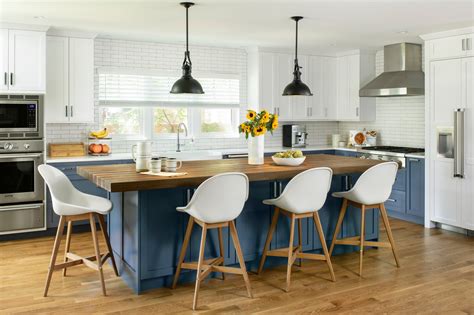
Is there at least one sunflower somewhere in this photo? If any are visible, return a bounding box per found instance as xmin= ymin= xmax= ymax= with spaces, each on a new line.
xmin=246 ymin=110 xmax=257 ymax=120
xmin=272 ymin=120 xmax=279 ymax=130
xmin=253 ymin=125 xmax=267 ymax=136
xmin=261 ymin=112 xmax=270 ymax=123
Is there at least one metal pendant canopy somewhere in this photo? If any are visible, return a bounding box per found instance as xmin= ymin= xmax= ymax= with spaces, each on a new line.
xmin=170 ymin=2 xmax=204 ymax=94
xmin=282 ymin=16 xmax=313 ymax=96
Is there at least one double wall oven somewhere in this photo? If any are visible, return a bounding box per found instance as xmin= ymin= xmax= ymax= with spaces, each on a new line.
xmin=0 ymin=95 xmax=45 ymax=235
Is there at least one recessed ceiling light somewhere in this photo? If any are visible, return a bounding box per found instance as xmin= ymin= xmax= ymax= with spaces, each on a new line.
xmin=397 ymin=30 xmax=408 ymax=34
xmin=34 ymin=16 xmax=46 ymax=19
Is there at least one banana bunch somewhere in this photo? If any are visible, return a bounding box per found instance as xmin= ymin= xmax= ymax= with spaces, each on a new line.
xmin=89 ymin=128 xmax=109 ymax=139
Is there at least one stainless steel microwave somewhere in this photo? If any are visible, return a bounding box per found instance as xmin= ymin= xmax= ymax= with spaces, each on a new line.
xmin=0 ymin=95 xmax=43 ymax=139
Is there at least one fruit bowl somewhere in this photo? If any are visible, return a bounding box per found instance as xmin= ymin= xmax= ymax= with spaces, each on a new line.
xmin=271 ymin=156 xmax=306 ymax=166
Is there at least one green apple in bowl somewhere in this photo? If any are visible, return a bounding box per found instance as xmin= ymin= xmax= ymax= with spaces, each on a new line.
xmin=272 ymin=150 xmax=306 ymax=166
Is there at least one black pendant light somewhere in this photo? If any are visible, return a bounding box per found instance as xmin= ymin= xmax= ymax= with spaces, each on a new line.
xmin=282 ymin=16 xmax=312 ymax=96
xmin=170 ymin=2 xmax=204 ymax=94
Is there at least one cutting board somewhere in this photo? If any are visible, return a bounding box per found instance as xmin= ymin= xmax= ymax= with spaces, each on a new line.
xmin=49 ymin=143 xmax=86 ymax=157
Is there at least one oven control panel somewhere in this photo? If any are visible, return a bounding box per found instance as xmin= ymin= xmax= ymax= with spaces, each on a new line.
xmin=0 ymin=140 xmax=44 ymax=153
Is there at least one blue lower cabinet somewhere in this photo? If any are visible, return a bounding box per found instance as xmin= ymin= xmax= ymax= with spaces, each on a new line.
xmin=385 ymin=190 xmax=406 ymax=214
xmin=407 ymin=158 xmax=425 ymax=218
xmin=393 ymin=168 xmax=407 ymax=191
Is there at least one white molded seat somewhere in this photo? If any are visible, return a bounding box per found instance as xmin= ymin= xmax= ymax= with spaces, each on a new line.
xmin=329 ymin=161 xmax=401 ymax=277
xmin=38 ymin=164 xmax=118 ymax=297
xmin=177 ymin=172 xmax=249 ymax=223
xmin=38 ymin=164 xmax=112 ymax=216
xmin=263 ymin=167 xmax=333 ymax=213
xmin=332 ymin=162 xmax=398 ymax=205
xmin=258 ymin=167 xmax=336 ymax=292
xmin=173 ymin=172 xmax=252 ymax=310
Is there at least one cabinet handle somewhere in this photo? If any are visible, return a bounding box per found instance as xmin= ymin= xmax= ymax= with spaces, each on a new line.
xmin=10 ymin=73 xmax=14 ymax=85
xmin=408 ymin=158 xmax=420 ymax=162
xmin=3 ymin=72 xmax=7 ymax=86
xmin=310 ymin=107 xmax=312 ymax=116
xmin=70 ymin=106 xmax=73 ymax=117
xmin=387 ymin=198 xmax=396 ymax=203
xmin=324 ymin=108 xmax=328 ymax=117
xmin=59 ymin=167 xmax=76 ymax=171
xmin=65 ymin=106 xmax=68 ymax=117
xmin=468 ymin=38 xmax=472 ymax=51
xmin=356 ymin=107 xmax=359 ymax=117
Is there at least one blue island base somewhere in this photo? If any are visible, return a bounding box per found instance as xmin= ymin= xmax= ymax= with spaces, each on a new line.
xmin=107 ymin=176 xmax=379 ymax=294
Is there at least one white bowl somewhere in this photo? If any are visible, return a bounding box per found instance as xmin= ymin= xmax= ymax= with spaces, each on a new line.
xmin=271 ymin=156 xmax=306 ymax=166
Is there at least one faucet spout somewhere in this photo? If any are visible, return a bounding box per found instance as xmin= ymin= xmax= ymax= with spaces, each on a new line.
xmin=176 ymin=123 xmax=188 ymax=152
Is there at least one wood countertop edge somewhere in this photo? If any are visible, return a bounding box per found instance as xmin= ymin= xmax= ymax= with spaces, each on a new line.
xmin=77 ymin=154 xmax=384 ymax=193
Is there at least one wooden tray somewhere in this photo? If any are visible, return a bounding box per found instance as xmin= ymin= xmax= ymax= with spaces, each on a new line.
xmin=49 ymin=143 xmax=85 ymax=157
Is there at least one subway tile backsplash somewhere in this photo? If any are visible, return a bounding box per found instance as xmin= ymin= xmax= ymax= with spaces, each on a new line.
xmin=46 ymin=40 xmax=425 ymax=153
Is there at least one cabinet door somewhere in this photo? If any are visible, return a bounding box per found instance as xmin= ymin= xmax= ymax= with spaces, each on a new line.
xmin=321 ymin=57 xmax=337 ymax=119
xmin=275 ymin=54 xmax=292 ymax=120
xmin=8 ymin=30 xmax=45 ymax=92
xmin=407 ymin=158 xmax=425 ymax=217
xmin=429 ymin=35 xmax=467 ymax=60
xmin=45 ymin=36 xmax=69 ymax=123
xmin=68 ymin=38 xmax=94 ymax=123
xmin=336 ymin=56 xmax=349 ymax=119
xmin=259 ymin=53 xmax=275 ymax=113
xmin=431 ymin=59 xmax=463 ymax=125
xmin=0 ymin=29 xmax=8 ymax=91
xmin=307 ymin=56 xmax=323 ymax=119
xmin=290 ymin=55 xmax=310 ymax=120
xmin=347 ymin=54 xmax=360 ymax=119
xmin=433 ymin=160 xmax=461 ymax=226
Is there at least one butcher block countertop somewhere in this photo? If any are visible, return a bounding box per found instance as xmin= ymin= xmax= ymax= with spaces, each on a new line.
xmin=77 ymin=154 xmax=382 ymax=192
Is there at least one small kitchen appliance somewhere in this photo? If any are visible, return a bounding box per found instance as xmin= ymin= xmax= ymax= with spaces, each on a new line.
xmin=283 ymin=125 xmax=308 ymax=148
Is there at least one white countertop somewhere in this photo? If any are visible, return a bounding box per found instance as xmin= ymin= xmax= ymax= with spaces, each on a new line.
xmin=46 ymin=145 xmax=423 ymax=164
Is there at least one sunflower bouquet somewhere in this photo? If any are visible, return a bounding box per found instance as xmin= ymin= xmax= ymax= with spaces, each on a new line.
xmin=239 ymin=110 xmax=278 ymax=139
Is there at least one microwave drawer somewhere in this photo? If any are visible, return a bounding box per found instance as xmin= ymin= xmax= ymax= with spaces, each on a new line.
xmin=0 ymin=203 xmax=45 ymax=234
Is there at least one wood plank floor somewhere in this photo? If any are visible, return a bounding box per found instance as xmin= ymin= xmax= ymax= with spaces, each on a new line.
xmin=1 ymin=218 xmax=473 ymax=314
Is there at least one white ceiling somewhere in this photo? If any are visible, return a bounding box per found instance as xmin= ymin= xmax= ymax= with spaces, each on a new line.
xmin=1 ymin=0 xmax=473 ymax=53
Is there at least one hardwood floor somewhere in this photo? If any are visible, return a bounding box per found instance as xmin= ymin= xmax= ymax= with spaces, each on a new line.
xmin=0 ymin=218 xmax=473 ymax=314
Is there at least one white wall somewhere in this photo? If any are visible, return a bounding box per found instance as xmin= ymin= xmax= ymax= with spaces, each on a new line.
xmin=45 ymin=41 xmax=424 ymax=153
xmin=337 ymin=50 xmax=425 ymax=147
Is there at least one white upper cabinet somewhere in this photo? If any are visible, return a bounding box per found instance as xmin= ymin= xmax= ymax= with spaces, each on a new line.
xmin=0 ymin=29 xmax=46 ymax=93
xmin=336 ymin=52 xmax=376 ymax=121
xmin=45 ymin=36 xmax=94 ymax=123
xmin=249 ymin=49 xmax=375 ymax=122
xmin=0 ymin=30 xmax=8 ymax=91
xmin=428 ymin=34 xmax=473 ymax=60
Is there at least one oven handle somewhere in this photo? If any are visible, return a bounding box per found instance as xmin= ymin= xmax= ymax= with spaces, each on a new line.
xmin=0 ymin=153 xmax=43 ymax=160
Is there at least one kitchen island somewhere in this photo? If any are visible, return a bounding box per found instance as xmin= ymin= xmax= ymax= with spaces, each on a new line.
xmin=77 ymin=154 xmax=382 ymax=293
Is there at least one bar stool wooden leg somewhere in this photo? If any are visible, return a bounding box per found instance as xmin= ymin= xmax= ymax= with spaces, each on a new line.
xmin=359 ymin=205 xmax=366 ymax=277
xmin=313 ymin=212 xmax=336 ymax=282
xmin=62 ymin=220 xmax=72 ymax=277
xmin=229 ymin=220 xmax=252 ymax=298
xmin=193 ymin=224 xmax=207 ymax=310
xmin=257 ymin=207 xmax=280 ymax=274
xmin=286 ymin=214 xmax=296 ymax=292
xmin=329 ymin=199 xmax=348 ymax=256
xmin=172 ymin=216 xmax=194 ymax=289
xmin=90 ymin=213 xmax=106 ymax=296
xmin=97 ymin=214 xmax=119 ymax=277
xmin=43 ymin=215 xmax=65 ymax=297
xmin=218 ymin=227 xmax=225 ymax=280
xmin=379 ymin=203 xmax=401 ymax=267
xmin=297 ymin=218 xmax=303 ymax=267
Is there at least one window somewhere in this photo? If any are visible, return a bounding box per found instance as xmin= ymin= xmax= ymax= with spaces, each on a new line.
xmin=100 ymin=107 xmax=143 ymax=138
xmin=98 ymin=68 xmax=240 ymax=139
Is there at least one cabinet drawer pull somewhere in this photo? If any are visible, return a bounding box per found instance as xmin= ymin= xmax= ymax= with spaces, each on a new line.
xmin=4 ymin=72 xmax=7 ymax=86
xmin=408 ymin=158 xmax=420 ymax=162
xmin=10 ymin=73 xmax=14 ymax=85
xmin=59 ymin=167 xmax=76 ymax=171
xmin=70 ymin=105 xmax=73 ymax=117
xmin=65 ymin=105 xmax=68 ymax=117
xmin=387 ymin=198 xmax=396 ymax=202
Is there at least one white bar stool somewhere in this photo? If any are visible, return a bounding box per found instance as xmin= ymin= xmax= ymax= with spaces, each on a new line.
xmin=172 ymin=172 xmax=252 ymax=310
xmin=329 ymin=161 xmax=401 ymax=276
xmin=257 ymin=167 xmax=336 ymax=292
xmin=38 ymin=164 xmax=118 ymax=297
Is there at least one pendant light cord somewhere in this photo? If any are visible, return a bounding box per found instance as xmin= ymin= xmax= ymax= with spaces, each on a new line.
xmin=183 ymin=4 xmax=192 ymax=67
xmin=186 ymin=5 xmax=189 ymax=53
xmin=295 ymin=19 xmax=298 ymax=62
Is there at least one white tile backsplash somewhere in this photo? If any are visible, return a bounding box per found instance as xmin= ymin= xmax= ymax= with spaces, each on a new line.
xmin=46 ymin=42 xmax=425 ymax=153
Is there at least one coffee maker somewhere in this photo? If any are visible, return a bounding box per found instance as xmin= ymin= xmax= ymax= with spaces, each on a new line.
xmin=283 ymin=125 xmax=308 ymax=148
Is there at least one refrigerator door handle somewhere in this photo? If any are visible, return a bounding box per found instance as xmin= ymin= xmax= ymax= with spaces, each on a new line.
xmin=454 ymin=108 xmax=465 ymax=178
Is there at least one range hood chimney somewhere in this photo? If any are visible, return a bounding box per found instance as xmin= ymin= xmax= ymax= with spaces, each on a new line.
xmin=359 ymin=43 xmax=424 ymax=97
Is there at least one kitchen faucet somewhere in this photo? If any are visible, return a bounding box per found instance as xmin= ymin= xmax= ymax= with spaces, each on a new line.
xmin=176 ymin=123 xmax=188 ymax=152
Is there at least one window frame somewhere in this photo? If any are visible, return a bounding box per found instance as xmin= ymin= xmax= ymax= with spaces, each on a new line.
xmin=99 ymin=106 xmax=148 ymax=140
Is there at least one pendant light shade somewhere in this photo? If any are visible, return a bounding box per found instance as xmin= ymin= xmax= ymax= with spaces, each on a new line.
xmin=282 ymin=16 xmax=312 ymax=96
xmin=170 ymin=2 xmax=204 ymax=94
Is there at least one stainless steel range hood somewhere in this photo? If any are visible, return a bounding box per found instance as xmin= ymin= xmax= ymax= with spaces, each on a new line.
xmin=359 ymin=43 xmax=424 ymax=97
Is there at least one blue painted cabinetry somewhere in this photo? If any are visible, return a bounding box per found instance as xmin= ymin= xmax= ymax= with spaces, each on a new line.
xmin=406 ymin=158 xmax=425 ymax=219
xmin=47 ymin=159 xmax=133 ymax=228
